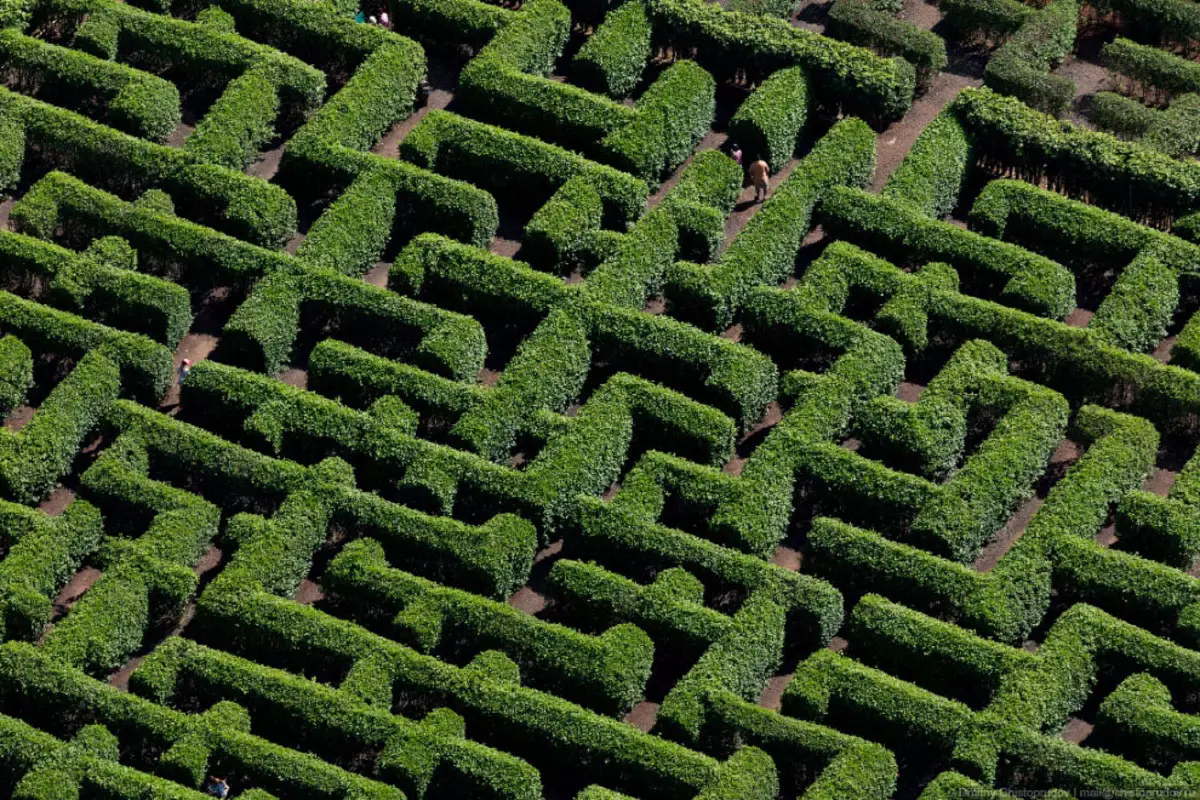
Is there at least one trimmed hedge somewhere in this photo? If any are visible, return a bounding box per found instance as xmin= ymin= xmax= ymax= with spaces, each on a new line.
xmin=458 ymin=0 xmax=633 ymax=154
xmin=727 ymin=67 xmax=809 ymax=172
xmin=0 ymin=29 xmax=180 ymax=142
xmin=820 ymin=186 xmax=1075 ymax=320
xmin=1094 ymin=673 xmax=1200 ymax=770
xmin=847 ymin=594 xmax=1036 ymax=705
xmin=1102 ymin=37 xmax=1200 ymax=99
xmin=937 ymin=0 xmax=1032 ymax=38
xmin=910 ymin=363 xmax=1069 ymax=563
xmin=11 ymin=170 xmax=291 ymax=284
xmin=0 ymin=642 xmax=426 ymax=800
xmin=278 ymin=18 xmax=499 ymax=248
xmin=0 ymin=88 xmax=298 ymax=248
xmin=643 ymin=0 xmax=915 ymax=126
xmin=0 ymin=500 xmax=102 ymax=641
xmin=326 ymin=537 xmax=654 ymax=715
xmin=400 ymin=110 xmax=648 ymax=226
xmin=826 ymin=0 xmax=947 ymax=89
xmin=705 ymin=691 xmax=897 ymax=800
xmin=572 ymin=0 xmax=651 ymax=98
xmin=658 ymin=588 xmax=788 ymax=743
xmin=1091 ymin=90 xmax=1156 ymax=139
xmin=1090 ymin=246 xmax=1179 ymax=353
xmin=0 ymin=224 xmax=192 ymax=348
xmin=546 ymin=559 xmax=732 ymax=651
xmin=670 ymin=117 xmax=877 ymax=328
xmin=983 ymin=0 xmax=1078 ymax=117
xmin=0 ymin=291 xmax=172 ymax=402
xmin=0 ymin=350 xmax=119 ymax=504
xmin=225 ymin=260 xmax=487 ymax=378
xmin=1143 ymin=93 xmax=1200 ymax=159
xmin=952 ymin=87 xmax=1200 ymax=224
xmin=0 ymin=334 xmax=31 ymax=414
xmin=881 ymin=109 xmax=970 ymax=219
xmin=856 ymin=338 xmax=1004 ymax=479
xmin=183 ymin=61 xmax=279 ymax=170
xmin=1090 ymin=0 xmax=1200 ymax=49
xmin=782 ymin=648 xmax=974 ymax=753
xmin=295 ymin=168 xmax=397 ymax=277
xmin=451 ymin=309 xmax=589 ymax=462
xmin=602 ymin=60 xmax=716 ymax=184
xmin=584 ymin=150 xmax=741 ymax=307
xmin=186 ymin=579 xmax=734 ymax=798
xmin=727 ymin=0 xmax=800 ymax=17
xmin=523 ymin=176 xmax=604 ymax=271
xmin=968 ymin=178 xmax=1194 ymax=354
xmin=68 ymin=0 xmax=324 ymax=114
xmin=1116 ymin=492 xmax=1200 ymax=570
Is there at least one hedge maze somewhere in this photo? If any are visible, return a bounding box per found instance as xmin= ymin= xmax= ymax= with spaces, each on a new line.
xmin=1 ymin=0 xmax=1200 ymax=796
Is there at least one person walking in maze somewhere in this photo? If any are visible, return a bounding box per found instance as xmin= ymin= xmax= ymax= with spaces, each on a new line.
xmin=177 ymin=358 xmax=192 ymax=386
xmin=205 ymin=776 xmax=230 ymax=798
xmin=730 ymin=143 xmax=743 ymax=167
xmin=749 ymin=159 xmax=770 ymax=203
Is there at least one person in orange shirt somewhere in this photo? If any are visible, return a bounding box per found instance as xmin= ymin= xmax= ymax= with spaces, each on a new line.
xmin=748 ymin=159 xmax=770 ymax=203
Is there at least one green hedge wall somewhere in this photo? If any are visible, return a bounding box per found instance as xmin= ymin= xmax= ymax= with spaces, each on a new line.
xmin=572 ymin=0 xmax=651 ymax=98
xmin=983 ymin=0 xmax=1078 ymax=117
xmin=826 ymin=0 xmax=947 ymax=88
xmin=644 ymin=0 xmax=915 ymax=126
xmin=727 ymin=67 xmax=809 ymax=172
xmin=0 ymin=29 xmax=180 ymax=142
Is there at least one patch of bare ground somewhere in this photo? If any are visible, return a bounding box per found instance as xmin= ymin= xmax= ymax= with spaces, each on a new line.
xmin=901 ymin=0 xmax=941 ymax=30
xmin=50 ymin=566 xmax=102 ymax=619
xmin=38 ymin=486 xmax=76 ymax=516
xmin=371 ymin=59 xmax=459 ymax=158
xmin=371 ymin=87 xmax=455 ymax=158
xmin=723 ymin=401 xmax=784 ymax=475
xmin=1143 ymin=467 xmax=1178 ymax=496
xmin=363 ymin=261 xmax=390 ymax=288
xmin=1152 ymin=335 xmax=1176 ymax=363
xmin=896 ymin=381 xmax=926 ymax=403
xmin=0 ymin=196 xmax=15 ymax=230
xmin=1064 ymin=308 xmax=1095 ymax=327
xmin=1054 ymin=55 xmax=1110 ymax=129
xmin=248 ymin=144 xmax=286 ymax=181
xmin=1094 ymin=523 xmax=1118 ymax=547
xmin=507 ymin=541 xmax=562 ymax=616
xmin=770 ymin=545 xmax=802 ymax=570
xmin=164 ymin=121 xmax=195 ymax=148
xmin=758 ymin=674 xmax=794 ymax=710
xmin=973 ymin=438 xmax=1084 ymax=570
xmin=3 ymin=404 xmax=34 ymax=432
xmin=508 ymin=587 xmax=547 ymax=614
xmin=973 ymin=496 xmax=1043 ymax=572
xmin=161 ymin=333 xmax=219 ymax=409
xmin=1062 ymin=717 xmax=1094 ymax=745
xmin=489 ymin=237 xmax=522 ymax=258
xmin=284 ymin=231 xmax=305 ymax=255
xmin=295 ymin=578 xmax=325 ymax=605
xmin=277 ymin=368 xmax=309 ymax=390
xmin=647 ymin=130 xmax=729 ymax=208
xmin=107 ymin=657 xmax=144 ymax=691
xmin=624 ymin=701 xmax=660 ymax=731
